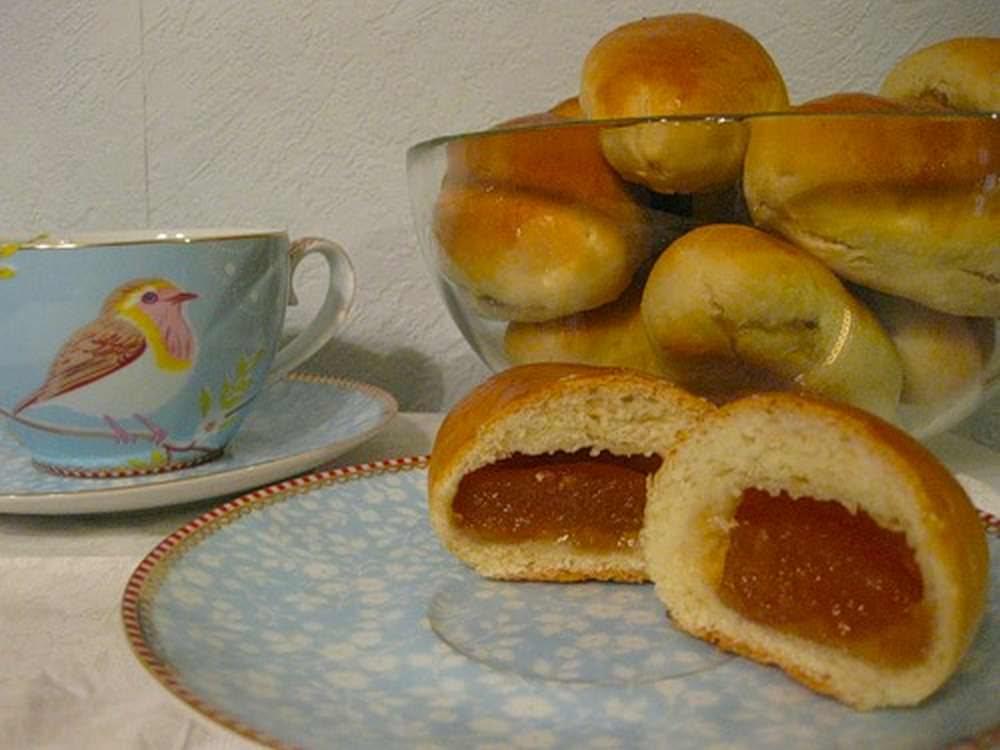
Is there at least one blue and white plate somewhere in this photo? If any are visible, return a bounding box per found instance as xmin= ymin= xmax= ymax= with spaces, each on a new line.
xmin=0 ymin=373 xmax=396 ymax=514
xmin=123 ymin=459 xmax=1000 ymax=750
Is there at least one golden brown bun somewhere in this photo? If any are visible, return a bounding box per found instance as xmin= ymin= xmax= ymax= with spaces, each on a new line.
xmin=433 ymin=99 xmax=664 ymax=322
xmin=880 ymin=37 xmax=1000 ymax=112
xmin=549 ymin=95 xmax=584 ymax=119
xmin=503 ymin=278 xmax=667 ymax=377
xmin=857 ymin=288 xmax=994 ymax=406
xmin=743 ymin=93 xmax=1000 ymax=316
xmin=640 ymin=224 xmax=904 ymax=420
xmin=642 ymin=392 xmax=989 ymax=710
xmin=580 ymin=14 xmax=789 ymax=193
xmin=788 ymin=91 xmax=946 ymax=114
xmin=427 ymin=363 xmax=714 ymax=581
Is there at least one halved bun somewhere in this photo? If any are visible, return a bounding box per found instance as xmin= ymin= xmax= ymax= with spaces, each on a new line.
xmin=642 ymin=392 xmax=989 ymax=709
xmin=428 ymin=363 xmax=713 ymax=581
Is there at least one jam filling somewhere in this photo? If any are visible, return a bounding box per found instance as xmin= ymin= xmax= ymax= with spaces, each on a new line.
xmin=452 ymin=449 xmax=662 ymax=551
xmin=719 ymin=488 xmax=930 ymax=667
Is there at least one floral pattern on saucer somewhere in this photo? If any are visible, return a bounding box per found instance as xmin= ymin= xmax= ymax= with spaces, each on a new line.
xmin=0 ymin=373 xmax=396 ymax=514
xmin=124 ymin=460 xmax=1000 ymax=750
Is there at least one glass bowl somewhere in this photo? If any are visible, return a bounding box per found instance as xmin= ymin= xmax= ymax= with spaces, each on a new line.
xmin=406 ymin=110 xmax=999 ymax=440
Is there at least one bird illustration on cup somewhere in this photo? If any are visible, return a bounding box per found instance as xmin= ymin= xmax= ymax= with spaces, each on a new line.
xmin=14 ymin=277 xmax=199 ymax=445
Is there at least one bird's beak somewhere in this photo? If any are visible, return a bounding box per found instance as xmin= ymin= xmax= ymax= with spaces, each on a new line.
xmin=168 ymin=291 xmax=198 ymax=304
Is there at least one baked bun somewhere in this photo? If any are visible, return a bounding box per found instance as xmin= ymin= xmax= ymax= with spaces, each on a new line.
xmin=433 ymin=99 xmax=665 ymax=322
xmin=580 ymin=14 xmax=789 ymax=194
xmin=642 ymin=392 xmax=989 ymax=710
xmin=857 ymin=288 xmax=994 ymax=407
xmin=427 ymin=363 xmax=713 ymax=582
xmin=504 ymin=278 xmax=667 ymax=377
xmin=880 ymin=37 xmax=1000 ymax=112
xmin=640 ymin=224 xmax=904 ymax=420
xmin=782 ymin=91 xmax=945 ymax=114
xmin=743 ymin=93 xmax=1000 ymax=316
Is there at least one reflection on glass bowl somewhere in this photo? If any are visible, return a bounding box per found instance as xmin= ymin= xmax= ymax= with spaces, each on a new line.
xmin=407 ymin=107 xmax=999 ymax=440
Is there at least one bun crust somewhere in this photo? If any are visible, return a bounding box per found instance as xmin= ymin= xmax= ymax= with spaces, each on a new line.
xmin=858 ymin=288 xmax=994 ymax=407
xmin=433 ymin=100 xmax=662 ymax=322
xmin=580 ymin=13 xmax=788 ymax=193
xmin=428 ymin=363 xmax=713 ymax=581
xmin=642 ymin=392 xmax=989 ymax=709
xmin=743 ymin=94 xmax=1000 ymax=316
xmin=640 ymin=224 xmax=904 ymax=420
xmin=503 ymin=279 xmax=667 ymax=377
xmin=880 ymin=37 xmax=1000 ymax=112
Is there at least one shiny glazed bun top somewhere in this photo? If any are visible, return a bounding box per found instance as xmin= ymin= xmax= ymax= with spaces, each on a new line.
xmin=580 ymin=13 xmax=789 ymax=194
xmin=433 ymin=98 xmax=667 ymax=323
xmin=580 ymin=14 xmax=788 ymax=119
xmin=880 ymin=36 xmax=1000 ymax=112
xmin=440 ymin=98 xmax=635 ymax=220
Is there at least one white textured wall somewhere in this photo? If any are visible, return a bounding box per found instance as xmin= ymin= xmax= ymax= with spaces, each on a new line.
xmin=3 ymin=0 xmax=997 ymax=410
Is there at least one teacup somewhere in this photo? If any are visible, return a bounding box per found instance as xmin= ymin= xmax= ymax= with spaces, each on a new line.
xmin=0 ymin=228 xmax=355 ymax=476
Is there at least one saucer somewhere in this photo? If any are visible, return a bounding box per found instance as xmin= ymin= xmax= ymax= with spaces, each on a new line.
xmin=0 ymin=373 xmax=397 ymax=514
xmin=123 ymin=459 xmax=1000 ymax=750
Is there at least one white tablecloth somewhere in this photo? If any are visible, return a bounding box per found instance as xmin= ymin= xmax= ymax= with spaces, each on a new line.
xmin=0 ymin=415 xmax=997 ymax=749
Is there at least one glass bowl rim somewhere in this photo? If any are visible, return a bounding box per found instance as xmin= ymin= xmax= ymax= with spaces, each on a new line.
xmin=407 ymin=109 xmax=1000 ymax=158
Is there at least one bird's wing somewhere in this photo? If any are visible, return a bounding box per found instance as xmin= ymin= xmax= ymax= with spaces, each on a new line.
xmin=15 ymin=317 xmax=146 ymax=413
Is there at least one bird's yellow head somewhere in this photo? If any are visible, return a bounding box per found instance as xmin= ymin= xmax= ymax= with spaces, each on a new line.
xmin=102 ymin=278 xmax=185 ymax=313
xmin=106 ymin=278 xmax=199 ymax=370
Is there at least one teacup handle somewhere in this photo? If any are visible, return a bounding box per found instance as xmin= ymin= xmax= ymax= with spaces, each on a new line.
xmin=267 ymin=237 xmax=356 ymax=384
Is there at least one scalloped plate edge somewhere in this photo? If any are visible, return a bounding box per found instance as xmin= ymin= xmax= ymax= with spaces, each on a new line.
xmin=120 ymin=456 xmax=998 ymax=749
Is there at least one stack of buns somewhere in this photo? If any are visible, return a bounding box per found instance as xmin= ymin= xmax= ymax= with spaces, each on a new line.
xmin=428 ymin=364 xmax=990 ymax=710
xmin=425 ymin=22 xmax=996 ymax=713
xmin=430 ymin=15 xmax=998 ymax=430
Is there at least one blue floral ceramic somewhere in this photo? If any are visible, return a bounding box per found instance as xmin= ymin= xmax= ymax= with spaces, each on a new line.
xmin=0 ymin=374 xmax=396 ymax=514
xmin=123 ymin=460 xmax=1000 ymax=750
xmin=0 ymin=230 xmax=353 ymax=475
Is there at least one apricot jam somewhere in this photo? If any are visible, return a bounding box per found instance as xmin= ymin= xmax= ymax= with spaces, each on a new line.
xmin=719 ymin=488 xmax=930 ymax=667
xmin=452 ymin=449 xmax=662 ymax=551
